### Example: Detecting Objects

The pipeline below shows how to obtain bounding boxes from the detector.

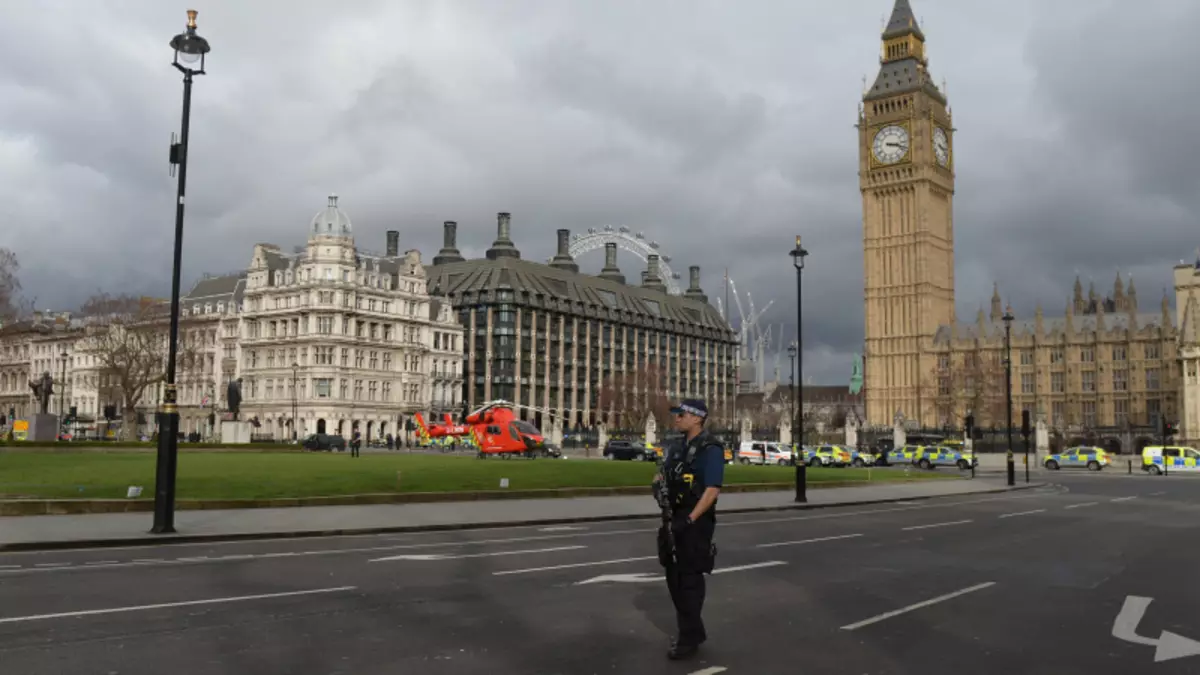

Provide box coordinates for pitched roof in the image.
[864,57,945,104]
[425,256,735,340]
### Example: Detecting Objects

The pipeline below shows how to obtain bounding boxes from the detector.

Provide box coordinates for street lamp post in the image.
[787,341,797,460]
[291,362,299,442]
[789,236,808,503]
[1002,306,1015,487]
[152,10,211,535]
[59,350,68,434]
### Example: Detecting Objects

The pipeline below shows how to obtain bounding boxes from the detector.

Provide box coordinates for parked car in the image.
[603,440,650,461]
[302,433,347,452]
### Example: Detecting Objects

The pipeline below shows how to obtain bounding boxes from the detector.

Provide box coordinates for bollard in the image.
[1006,450,1016,486]
[795,459,807,503]
[1128,459,1132,475]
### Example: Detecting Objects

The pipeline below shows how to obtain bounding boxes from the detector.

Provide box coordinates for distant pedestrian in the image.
[386,433,395,450]
[351,431,361,458]
[653,398,723,660]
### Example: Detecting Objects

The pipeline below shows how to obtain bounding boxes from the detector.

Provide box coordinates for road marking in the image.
[133,559,166,563]
[84,560,121,565]
[575,561,787,585]
[538,526,587,532]
[757,533,863,549]
[1111,496,1137,503]
[176,557,211,562]
[494,556,658,576]
[0,586,357,625]
[902,519,972,531]
[687,667,728,675]
[840,582,997,631]
[998,509,1046,519]
[369,545,585,563]
[1065,502,1099,510]
[0,565,21,570]
[33,562,71,568]
[1149,491,1166,497]
[1112,595,1200,663]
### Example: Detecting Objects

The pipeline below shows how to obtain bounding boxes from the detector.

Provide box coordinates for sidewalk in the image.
[0,477,1039,551]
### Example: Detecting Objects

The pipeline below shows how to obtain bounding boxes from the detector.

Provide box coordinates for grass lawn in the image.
[0,453,960,500]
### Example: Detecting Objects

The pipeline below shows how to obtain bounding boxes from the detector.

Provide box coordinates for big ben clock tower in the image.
[859,0,956,428]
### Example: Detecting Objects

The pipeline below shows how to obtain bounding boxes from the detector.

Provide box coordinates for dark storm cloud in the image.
[0,0,1192,384]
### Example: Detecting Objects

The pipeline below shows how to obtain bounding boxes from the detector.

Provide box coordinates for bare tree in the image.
[927,348,1007,429]
[78,293,201,440]
[0,247,21,321]
[596,364,672,430]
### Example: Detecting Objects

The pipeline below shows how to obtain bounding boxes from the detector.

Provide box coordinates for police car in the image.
[1141,446,1200,475]
[735,441,795,465]
[805,445,852,467]
[911,445,978,471]
[883,444,923,466]
[846,448,878,467]
[1044,446,1111,471]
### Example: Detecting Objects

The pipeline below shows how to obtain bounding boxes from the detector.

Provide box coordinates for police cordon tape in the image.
[0,479,950,516]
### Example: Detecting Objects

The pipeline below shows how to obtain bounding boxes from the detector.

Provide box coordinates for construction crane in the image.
[716,275,776,391]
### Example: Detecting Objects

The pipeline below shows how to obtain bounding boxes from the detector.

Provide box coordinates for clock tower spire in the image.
[859,0,956,428]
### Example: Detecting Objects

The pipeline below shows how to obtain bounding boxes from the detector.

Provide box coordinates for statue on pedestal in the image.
[29,372,53,415]
[226,378,243,421]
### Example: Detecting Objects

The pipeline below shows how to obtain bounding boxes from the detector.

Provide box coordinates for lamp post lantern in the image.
[1002,306,1015,487]
[152,9,211,535]
[291,362,299,442]
[789,236,808,503]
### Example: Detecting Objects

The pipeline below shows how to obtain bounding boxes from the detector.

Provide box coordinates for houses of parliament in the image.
[859,0,1189,444]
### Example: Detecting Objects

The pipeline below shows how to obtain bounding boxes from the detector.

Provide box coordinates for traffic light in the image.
[1165,420,1178,441]
[965,414,975,437]
[1021,410,1031,438]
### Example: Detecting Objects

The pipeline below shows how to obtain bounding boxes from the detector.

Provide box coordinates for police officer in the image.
[654,398,724,660]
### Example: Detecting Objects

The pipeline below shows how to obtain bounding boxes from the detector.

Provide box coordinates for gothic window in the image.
[1021,374,1034,395]
[1050,348,1065,364]
[1051,372,1065,393]
[1082,401,1097,428]
[1081,371,1096,392]
[1145,343,1161,360]
[1081,348,1094,363]
[1113,370,1128,392]
[1114,399,1129,426]
[1146,369,1160,391]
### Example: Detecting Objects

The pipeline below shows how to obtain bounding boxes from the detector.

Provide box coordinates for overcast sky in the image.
[1,0,1196,385]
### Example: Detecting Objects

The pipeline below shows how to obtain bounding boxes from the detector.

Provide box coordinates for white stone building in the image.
[231,194,464,442]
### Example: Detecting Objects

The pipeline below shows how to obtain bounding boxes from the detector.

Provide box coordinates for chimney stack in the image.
[432,220,465,265]
[385,230,399,257]
[684,265,708,303]
[486,212,520,260]
[549,228,579,273]
[642,254,667,293]
[598,242,625,284]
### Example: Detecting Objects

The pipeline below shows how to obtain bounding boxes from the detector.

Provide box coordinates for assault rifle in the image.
[654,454,676,566]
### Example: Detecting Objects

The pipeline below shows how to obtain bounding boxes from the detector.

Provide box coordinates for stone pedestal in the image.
[779,418,792,446]
[597,422,608,449]
[1035,418,1050,455]
[29,413,59,442]
[893,421,907,449]
[221,420,252,444]
[644,414,658,446]
[549,418,564,447]
[739,417,752,444]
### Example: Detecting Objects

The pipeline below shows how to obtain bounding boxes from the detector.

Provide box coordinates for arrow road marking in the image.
[369,545,585,563]
[687,668,728,675]
[575,560,788,585]
[1112,595,1200,663]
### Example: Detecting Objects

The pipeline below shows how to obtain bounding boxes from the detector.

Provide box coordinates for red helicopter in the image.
[415,400,549,459]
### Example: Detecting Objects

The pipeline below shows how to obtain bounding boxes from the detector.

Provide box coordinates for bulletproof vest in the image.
[665,431,719,509]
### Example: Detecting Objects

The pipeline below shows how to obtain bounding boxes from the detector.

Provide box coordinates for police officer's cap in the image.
[670,399,708,419]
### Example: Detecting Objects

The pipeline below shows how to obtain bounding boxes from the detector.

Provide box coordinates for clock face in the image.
[933,127,950,167]
[872,125,910,164]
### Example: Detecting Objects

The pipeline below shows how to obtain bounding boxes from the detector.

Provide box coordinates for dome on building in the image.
[310,194,352,236]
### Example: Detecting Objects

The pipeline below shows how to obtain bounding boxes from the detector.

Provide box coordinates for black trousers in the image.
[661,515,716,646]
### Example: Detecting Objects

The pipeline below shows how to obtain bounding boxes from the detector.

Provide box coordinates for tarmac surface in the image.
[1,471,1198,674]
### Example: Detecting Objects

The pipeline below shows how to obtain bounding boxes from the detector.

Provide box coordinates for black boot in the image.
[667,638,700,660]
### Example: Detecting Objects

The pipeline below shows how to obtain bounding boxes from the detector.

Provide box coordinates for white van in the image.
[736,441,795,466]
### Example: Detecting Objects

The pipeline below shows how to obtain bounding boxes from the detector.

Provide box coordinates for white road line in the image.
[133,559,166,563]
[998,509,1046,519]
[0,565,21,570]
[757,533,863,549]
[1110,496,1137,503]
[712,561,788,575]
[84,560,121,565]
[840,582,997,631]
[1065,502,1099,510]
[538,526,587,532]
[1148,491,1166,497]
[494,556,658,576]
[687,667,728,675]
[0,586,357,625]
[33,562,72,568]
[902,519,972,531]
[369,545,585,563]
[176,557,211,562]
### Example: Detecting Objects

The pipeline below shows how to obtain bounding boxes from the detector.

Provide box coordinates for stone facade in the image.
[1173,262,1200,446]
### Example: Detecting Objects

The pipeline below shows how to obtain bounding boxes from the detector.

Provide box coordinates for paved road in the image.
[1,472,1198,674]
